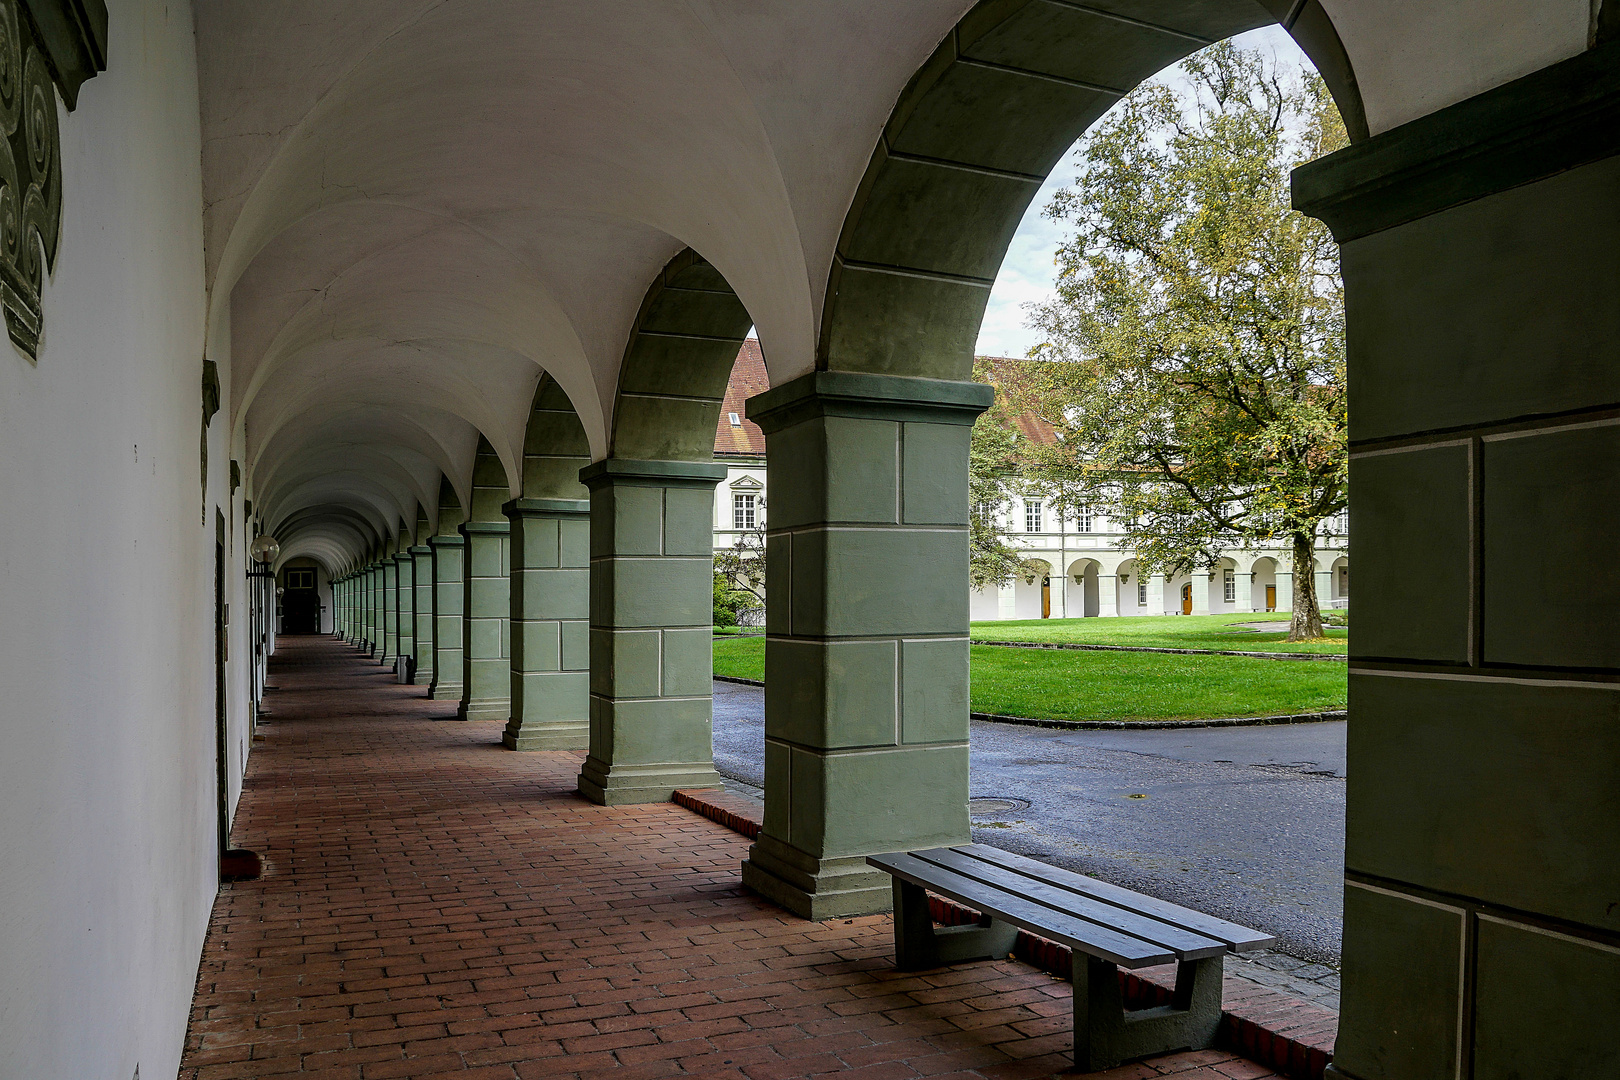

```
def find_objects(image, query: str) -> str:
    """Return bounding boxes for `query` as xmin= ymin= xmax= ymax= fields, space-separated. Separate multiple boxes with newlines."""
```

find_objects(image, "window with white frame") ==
xmin=1076 ymin=504 xmax=1092 ymax=533
xmin=973 ymin=501 xmax=996 ymax=526
xmin=1024 ymin=499 xmax=1043 ymax=533
xmin=1138 ymin=581 xmax=1147 ymax=606
xmin=732 ymin=493 xmax=756 ymax=530
xmin=1223 ymin=568 xmax=1235 ymax=602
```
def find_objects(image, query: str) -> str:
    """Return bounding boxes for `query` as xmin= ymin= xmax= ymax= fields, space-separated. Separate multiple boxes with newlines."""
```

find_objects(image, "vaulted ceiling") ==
xmin=193 ymin=0 xmax=1593 ymax=572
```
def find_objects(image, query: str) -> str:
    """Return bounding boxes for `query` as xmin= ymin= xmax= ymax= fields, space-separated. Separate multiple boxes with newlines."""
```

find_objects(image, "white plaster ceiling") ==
xmin=197 ymin=0 xmax=1588 ymax=570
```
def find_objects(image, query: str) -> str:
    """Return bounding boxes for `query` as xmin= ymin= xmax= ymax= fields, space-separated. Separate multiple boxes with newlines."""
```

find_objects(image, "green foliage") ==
xmin=969 ymin=357 xmax=1042 ymax=589
xmin=712 ymin=571 xmax=751 ymax=628
xmin=1021 ymin=42 xmax=1348 ymax=641
xmin=714 ymin=497 xmax=767 ymax=610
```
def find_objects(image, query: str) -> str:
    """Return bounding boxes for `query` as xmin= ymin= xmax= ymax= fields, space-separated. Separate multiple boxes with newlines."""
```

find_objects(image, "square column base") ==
xmin=429 ymin=682 xmax=463 ymax=701
xmin=458 ymin=697 xmax=509 ymax=722
xmin=502 ymin=717 xmax=588 ymax=751
xmin=576 ymin=757 xmax=721 ymax=806
xmin=740 ymin=833 xmax=894 ymax=921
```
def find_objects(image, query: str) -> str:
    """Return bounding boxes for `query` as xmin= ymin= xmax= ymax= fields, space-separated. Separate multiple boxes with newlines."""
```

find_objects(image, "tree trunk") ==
xmin=1287 ymin=532 xmax=1324 ymax=642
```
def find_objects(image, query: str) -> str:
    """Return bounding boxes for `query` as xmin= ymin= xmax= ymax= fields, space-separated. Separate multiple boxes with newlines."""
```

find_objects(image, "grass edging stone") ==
xmin=973 ymin=639 xmax=1347 ymax=662
xmin=971 ymin=709 xmax=1347 ymax=730
xmin=720 ymin=674 xmax=1345 ymax=730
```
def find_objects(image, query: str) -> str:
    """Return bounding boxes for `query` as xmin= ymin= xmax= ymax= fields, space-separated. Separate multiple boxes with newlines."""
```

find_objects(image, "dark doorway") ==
xmin=281 ymin=566 xmax=321 ymax=633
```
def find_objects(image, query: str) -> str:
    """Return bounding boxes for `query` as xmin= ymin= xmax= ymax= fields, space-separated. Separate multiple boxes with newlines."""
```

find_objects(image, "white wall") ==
xmin=0 ymin=3 xmax=217 ymax=1078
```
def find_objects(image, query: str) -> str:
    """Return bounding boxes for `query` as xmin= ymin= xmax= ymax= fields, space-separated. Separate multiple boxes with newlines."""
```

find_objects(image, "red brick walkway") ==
xmin=180 ymin=636 xmax=1280 ymax=1080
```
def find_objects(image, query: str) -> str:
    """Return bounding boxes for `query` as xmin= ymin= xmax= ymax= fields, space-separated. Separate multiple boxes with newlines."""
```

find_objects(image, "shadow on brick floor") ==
xmin=181 ymin=636 xmax=1284 ymax=1080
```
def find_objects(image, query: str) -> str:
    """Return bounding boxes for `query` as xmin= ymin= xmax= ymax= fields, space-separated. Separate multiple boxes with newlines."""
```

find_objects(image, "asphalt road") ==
xmin=712 ymin=679 xmax=1346 ymax=965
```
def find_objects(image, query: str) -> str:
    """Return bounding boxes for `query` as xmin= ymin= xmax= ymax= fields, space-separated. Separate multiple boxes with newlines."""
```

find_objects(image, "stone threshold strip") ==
xmin=672 ymin=786 xmax=1339 ymax=1080
xmin=713 ymin=675 xmax=1346 ymax=730
xmin=973 ymin=639 xmax=1349 ymax=662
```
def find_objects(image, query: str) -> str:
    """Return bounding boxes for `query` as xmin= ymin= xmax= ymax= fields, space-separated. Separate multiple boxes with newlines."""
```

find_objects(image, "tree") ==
xmin=714 ymin=500 xmax=766 ymax=623
xmin=1019 ymin=41 xmax=1347 ymax=641
xmin=969 ymin=357 xmax=1042 ymax=590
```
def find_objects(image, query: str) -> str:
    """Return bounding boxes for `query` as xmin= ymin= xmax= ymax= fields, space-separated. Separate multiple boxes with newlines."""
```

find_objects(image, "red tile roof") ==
xmin=979 ymin=355 xmax=1059 ymax=446
xmin=714 ymin=338 xmax=768 ymax=457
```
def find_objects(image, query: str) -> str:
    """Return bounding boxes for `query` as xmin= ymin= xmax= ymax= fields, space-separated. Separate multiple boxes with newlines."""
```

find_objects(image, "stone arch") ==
xmin=609 ymin=249 xmax=754 ymax=462
xmin=521 ymin=375 xmax=592 ymax=501
xmin=818 ymin=0 xmax=1367 ymax=382
xmin=1329 ymin=554 xmax=1349 ymax=607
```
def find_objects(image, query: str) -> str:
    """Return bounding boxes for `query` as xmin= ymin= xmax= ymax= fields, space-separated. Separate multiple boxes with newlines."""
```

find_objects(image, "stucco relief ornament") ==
xmin=0 ymin=0 xmax=61 ymax=361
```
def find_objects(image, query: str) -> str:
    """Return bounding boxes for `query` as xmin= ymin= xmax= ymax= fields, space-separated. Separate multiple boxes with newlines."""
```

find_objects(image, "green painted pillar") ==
xmin=427 ymin=536 xmax=464 ymax=701
xmin=502 ymin=499 xmax=590 ymax=749
xmin=380 ymin=553 xmax=399 ymax=665
xmin=576 ymin=459 xmax=725 ymax=804
xmin=739 ymin=371 xmax=992 ymax=920
xmin=363 ymin=564 xmax=378 ymax=654
xmin=457 ymin=519 xmax=510 ymax=720
xmin=395 ymin=551 xmax=414 ymax=675
xmin=411 ymin=545 xmax=434 ymax=684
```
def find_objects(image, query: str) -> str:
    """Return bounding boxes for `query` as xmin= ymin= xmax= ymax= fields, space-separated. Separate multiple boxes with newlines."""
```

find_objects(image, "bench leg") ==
xmin=1072 ymin=953 xmax=1224 ymax=1072
xmin=891 ymin=880 xmax=1019 ymax=972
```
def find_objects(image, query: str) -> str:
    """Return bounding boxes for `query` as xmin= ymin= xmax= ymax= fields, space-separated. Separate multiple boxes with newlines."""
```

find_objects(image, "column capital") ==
xmin=459 ymin=519 xmax=510 ymax=538
xmin=409 ymin=544 xmax=432 ymax=556
xmin=502 ymin=497 xmax=590 ymax=518
xmin=578 ymin=458 xmax=727 ymax=489
xmin=427 ymin=533 xmax=465 ymax=549
xmin=392 ymin=551 xmax=411 ymax=563
xmin=745 ymin=370 xmax=993 ymax=434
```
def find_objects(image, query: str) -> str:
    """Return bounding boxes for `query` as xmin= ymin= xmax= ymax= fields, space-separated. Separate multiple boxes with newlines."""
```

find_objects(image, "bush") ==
xmin=713 ymin=572 xmax=749 ymax=627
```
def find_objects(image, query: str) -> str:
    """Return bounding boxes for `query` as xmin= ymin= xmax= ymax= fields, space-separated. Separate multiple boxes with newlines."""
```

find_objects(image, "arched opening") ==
xmin=1116 ymin=558 xmax=1145 ymax=615
xmin=1329 ymin=555 xmax=1349 ymax=608
xmin=1014 ymin=558 xmax=1053 ymax=620
xmin=1250 ymin=556 xmax=1280 ymax=613
xmin=1066 ymin=557 xmax=1101 ymax=618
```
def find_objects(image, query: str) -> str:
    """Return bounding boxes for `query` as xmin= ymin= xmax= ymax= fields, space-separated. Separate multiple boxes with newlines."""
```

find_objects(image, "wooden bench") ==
xmin=867 ymin=844 xmax=1274 ymax=1071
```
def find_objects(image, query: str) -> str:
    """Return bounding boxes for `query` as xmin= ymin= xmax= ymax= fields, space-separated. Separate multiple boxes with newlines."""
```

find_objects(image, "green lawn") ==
xmin=970 ymin=611 xmax=1348 ymax=655
xmin=711 ymin=635 xmax=1347 ymax=723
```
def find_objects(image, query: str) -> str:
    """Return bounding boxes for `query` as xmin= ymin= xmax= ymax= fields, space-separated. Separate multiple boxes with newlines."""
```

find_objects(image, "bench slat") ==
xmin=868 ymin=851 xmax=1176 ymax=968
xmin=910 ymin=847 xmax=1228 ymax=961
xmin=952 ymin=844 xmax=1275 ymax=952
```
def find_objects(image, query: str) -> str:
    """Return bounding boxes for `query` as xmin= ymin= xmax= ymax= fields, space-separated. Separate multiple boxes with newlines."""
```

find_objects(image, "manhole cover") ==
xmin=969 ymin=797 xmax=1031 ymax=818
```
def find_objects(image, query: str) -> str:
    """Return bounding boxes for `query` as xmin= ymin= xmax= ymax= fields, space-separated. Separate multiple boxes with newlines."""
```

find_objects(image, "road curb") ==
xmin=714 ymin=675 xmax=764 ymax=686
xmin=672 ymin=787 xmax=1337 ymax=1080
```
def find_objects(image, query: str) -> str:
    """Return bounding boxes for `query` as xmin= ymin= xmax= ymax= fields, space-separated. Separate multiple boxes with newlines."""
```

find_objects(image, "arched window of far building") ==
xmin=1024 ymin=498 xmax=1043 ymax=533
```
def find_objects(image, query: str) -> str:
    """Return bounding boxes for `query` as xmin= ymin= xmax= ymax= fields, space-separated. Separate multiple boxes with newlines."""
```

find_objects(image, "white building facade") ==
xmin=711 ymin=344 xmax=1348 ymax=621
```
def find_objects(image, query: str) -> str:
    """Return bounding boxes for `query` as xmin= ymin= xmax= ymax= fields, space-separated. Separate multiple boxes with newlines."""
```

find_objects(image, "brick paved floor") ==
xmin=179 ymin=636 xmax=1281 ymax=1080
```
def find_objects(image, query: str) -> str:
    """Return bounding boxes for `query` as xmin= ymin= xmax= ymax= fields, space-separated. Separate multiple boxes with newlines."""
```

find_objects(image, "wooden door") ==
xmin=1181 ymin=583 xmax=1193 ymax=615
xmin=1265 ymin=585 xmax=1276 ymax=611
xmin=1041 ymin=576 xmax=1051 ymax=619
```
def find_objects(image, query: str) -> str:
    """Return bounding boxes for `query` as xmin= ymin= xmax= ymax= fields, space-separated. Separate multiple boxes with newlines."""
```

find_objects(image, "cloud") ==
xmin=974 ymin=25 xmax=1311 ymax=360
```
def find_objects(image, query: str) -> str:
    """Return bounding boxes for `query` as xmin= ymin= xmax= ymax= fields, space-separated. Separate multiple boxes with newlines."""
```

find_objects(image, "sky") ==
xmin=972 ymin=25 xmax=1313 ymax=360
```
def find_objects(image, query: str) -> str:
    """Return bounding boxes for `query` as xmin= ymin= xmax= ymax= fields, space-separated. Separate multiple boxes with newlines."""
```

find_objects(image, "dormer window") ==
xmin=728 ymin=412 xmax=742 ymax=426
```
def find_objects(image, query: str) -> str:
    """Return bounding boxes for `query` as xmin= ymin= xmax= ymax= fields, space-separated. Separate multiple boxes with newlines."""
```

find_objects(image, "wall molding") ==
xmin=1293 ymin=36 xmax=1620 ymax=242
